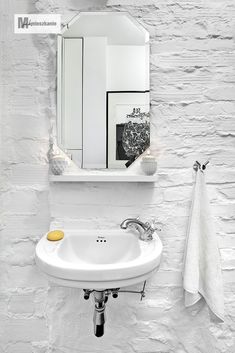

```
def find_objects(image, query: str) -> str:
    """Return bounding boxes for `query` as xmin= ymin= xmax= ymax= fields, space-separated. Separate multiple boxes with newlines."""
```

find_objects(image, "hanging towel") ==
xmin=183 ymin=168 xmax=224 ymax=321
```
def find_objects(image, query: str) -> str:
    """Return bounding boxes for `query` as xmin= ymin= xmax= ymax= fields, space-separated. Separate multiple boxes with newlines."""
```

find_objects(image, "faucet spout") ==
xmin=120 ymin=218 xmax=146 ymax=231
xmin=120 ymin=218 xmax=155 ymax=241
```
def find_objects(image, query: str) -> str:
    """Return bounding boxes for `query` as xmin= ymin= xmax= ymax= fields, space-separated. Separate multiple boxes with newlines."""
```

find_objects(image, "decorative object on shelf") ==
xmin=140 ymin=150 xmax=157 ymax=175
xmin=48 ymin=143 xmax=69 ymax=175
xmin=50 ymin=155 xmax=68 ymax=175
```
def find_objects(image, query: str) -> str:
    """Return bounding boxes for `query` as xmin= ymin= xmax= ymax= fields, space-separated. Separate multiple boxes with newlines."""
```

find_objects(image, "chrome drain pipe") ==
xmin=83 ymin=282 xmax=146 ymax=337
xmin=93 ymin=291 xmax=108 ymax=337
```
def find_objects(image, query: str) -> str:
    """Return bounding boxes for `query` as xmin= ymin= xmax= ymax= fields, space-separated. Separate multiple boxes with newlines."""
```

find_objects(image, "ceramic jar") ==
xmin=141 ymin=152 xmax=157 ymax=175
xmin=50 ymin=155 xmax=68 ymax=175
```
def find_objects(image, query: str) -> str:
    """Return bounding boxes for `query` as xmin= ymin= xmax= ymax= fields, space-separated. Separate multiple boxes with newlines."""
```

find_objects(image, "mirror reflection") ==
xmin=57 ymin=12 xmax=150 ymax=169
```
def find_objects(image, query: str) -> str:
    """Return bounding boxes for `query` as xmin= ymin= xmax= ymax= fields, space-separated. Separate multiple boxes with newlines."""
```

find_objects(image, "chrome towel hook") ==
xmin=193 ymin=160 xmax=209 ymax=172
xmin=202 ymin=160 xmax=209 ymax=170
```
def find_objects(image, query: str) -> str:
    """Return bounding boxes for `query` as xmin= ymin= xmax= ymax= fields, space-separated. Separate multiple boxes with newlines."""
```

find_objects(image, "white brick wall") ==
xmin=1 ymin=0 xmax=235 ymax=352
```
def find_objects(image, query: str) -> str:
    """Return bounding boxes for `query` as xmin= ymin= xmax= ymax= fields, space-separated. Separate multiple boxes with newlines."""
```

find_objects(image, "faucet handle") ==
xmin=154 ymin=225 xmax=162 ymax=232
xmin=148 ymin=219 xmax=162 ymax=232
xmin=144 ymin=221 xmax=153 ymax=230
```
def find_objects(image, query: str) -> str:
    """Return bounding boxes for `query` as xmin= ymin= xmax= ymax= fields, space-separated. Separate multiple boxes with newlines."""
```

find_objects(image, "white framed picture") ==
xmin=107 ymin=91 xmax=150 ymax=168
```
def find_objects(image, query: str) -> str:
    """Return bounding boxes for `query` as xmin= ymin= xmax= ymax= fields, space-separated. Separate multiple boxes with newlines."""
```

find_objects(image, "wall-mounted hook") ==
xmin=193 ymin=161 xmax=201 ymax=171
xmin=193 ymin=160 xmax=209 ymax=172
xmin=202 ymin=160 xmax=209 ymax=170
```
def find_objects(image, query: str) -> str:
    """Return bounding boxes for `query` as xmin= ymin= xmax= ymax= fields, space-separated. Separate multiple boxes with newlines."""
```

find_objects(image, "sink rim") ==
xmin=35 ymin=228 xmax=162 ymax=288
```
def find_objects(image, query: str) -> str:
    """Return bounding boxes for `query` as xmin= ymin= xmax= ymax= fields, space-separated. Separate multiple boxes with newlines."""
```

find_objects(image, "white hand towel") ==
xmin=183 ymin=169 xmax=224 ymax=321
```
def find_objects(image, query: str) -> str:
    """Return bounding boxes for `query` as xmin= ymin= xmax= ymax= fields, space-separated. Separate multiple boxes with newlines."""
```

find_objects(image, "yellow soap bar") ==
xmin=47 ymin=230 xmax=64 ymax=241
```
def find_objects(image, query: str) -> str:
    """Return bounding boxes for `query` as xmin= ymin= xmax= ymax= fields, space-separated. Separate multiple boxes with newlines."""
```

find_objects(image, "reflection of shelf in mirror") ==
xmin=49 ymin=173 xmax=157 ymax=183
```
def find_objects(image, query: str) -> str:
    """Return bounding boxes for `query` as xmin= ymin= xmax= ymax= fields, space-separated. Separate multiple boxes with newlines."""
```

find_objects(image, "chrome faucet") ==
xmin=120 ymin=218 xmax=156 ymax=241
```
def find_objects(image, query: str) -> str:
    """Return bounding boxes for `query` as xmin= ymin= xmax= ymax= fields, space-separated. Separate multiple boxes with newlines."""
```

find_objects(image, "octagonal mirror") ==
xmin=57 ymin=12 xmax=150 ymax=169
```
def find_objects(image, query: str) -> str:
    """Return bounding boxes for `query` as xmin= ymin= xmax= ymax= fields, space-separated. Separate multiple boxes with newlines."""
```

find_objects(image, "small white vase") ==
xmin=141 ymin=153 xmax=157 ymax=175
xmin=50 ymin=156 xmax=68 ymax=175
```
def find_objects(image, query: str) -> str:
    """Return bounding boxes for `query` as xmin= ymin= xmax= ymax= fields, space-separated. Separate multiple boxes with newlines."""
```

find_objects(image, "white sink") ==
xmin=35 ymin=229 xmax=162 ymax=289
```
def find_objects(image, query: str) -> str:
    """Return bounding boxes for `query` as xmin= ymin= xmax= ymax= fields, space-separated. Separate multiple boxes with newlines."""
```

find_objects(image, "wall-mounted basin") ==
xmin=35 ymin=229 xmax=162 ymax=289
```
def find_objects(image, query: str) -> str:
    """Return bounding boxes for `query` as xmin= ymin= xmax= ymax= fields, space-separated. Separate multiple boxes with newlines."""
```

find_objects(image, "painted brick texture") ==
xmin=0 ymin=0 xmax=235 ymax=352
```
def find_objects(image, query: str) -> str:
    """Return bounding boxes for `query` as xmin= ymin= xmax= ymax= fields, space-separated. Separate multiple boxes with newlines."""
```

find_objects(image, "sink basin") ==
xmin=35 ymin=229 xmax=162 ymax=289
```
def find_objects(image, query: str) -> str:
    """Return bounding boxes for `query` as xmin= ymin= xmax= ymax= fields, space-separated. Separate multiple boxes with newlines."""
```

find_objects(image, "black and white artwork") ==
xmin=107 ymin=92 xmax=150 ymax=168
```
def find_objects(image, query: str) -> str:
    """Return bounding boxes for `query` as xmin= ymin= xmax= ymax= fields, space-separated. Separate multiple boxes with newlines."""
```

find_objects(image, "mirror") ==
xmin=57 ymin=12 xmax=150 ymax=169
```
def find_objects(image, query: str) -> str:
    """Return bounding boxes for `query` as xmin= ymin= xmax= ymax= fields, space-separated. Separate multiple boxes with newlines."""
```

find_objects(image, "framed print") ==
xmin=107 ymin=91 xmax=150 ymax=168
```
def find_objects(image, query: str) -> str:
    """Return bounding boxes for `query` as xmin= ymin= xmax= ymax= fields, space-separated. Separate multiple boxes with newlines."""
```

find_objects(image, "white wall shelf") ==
xmin=50 ymin=173 xmax=157 ymax=183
